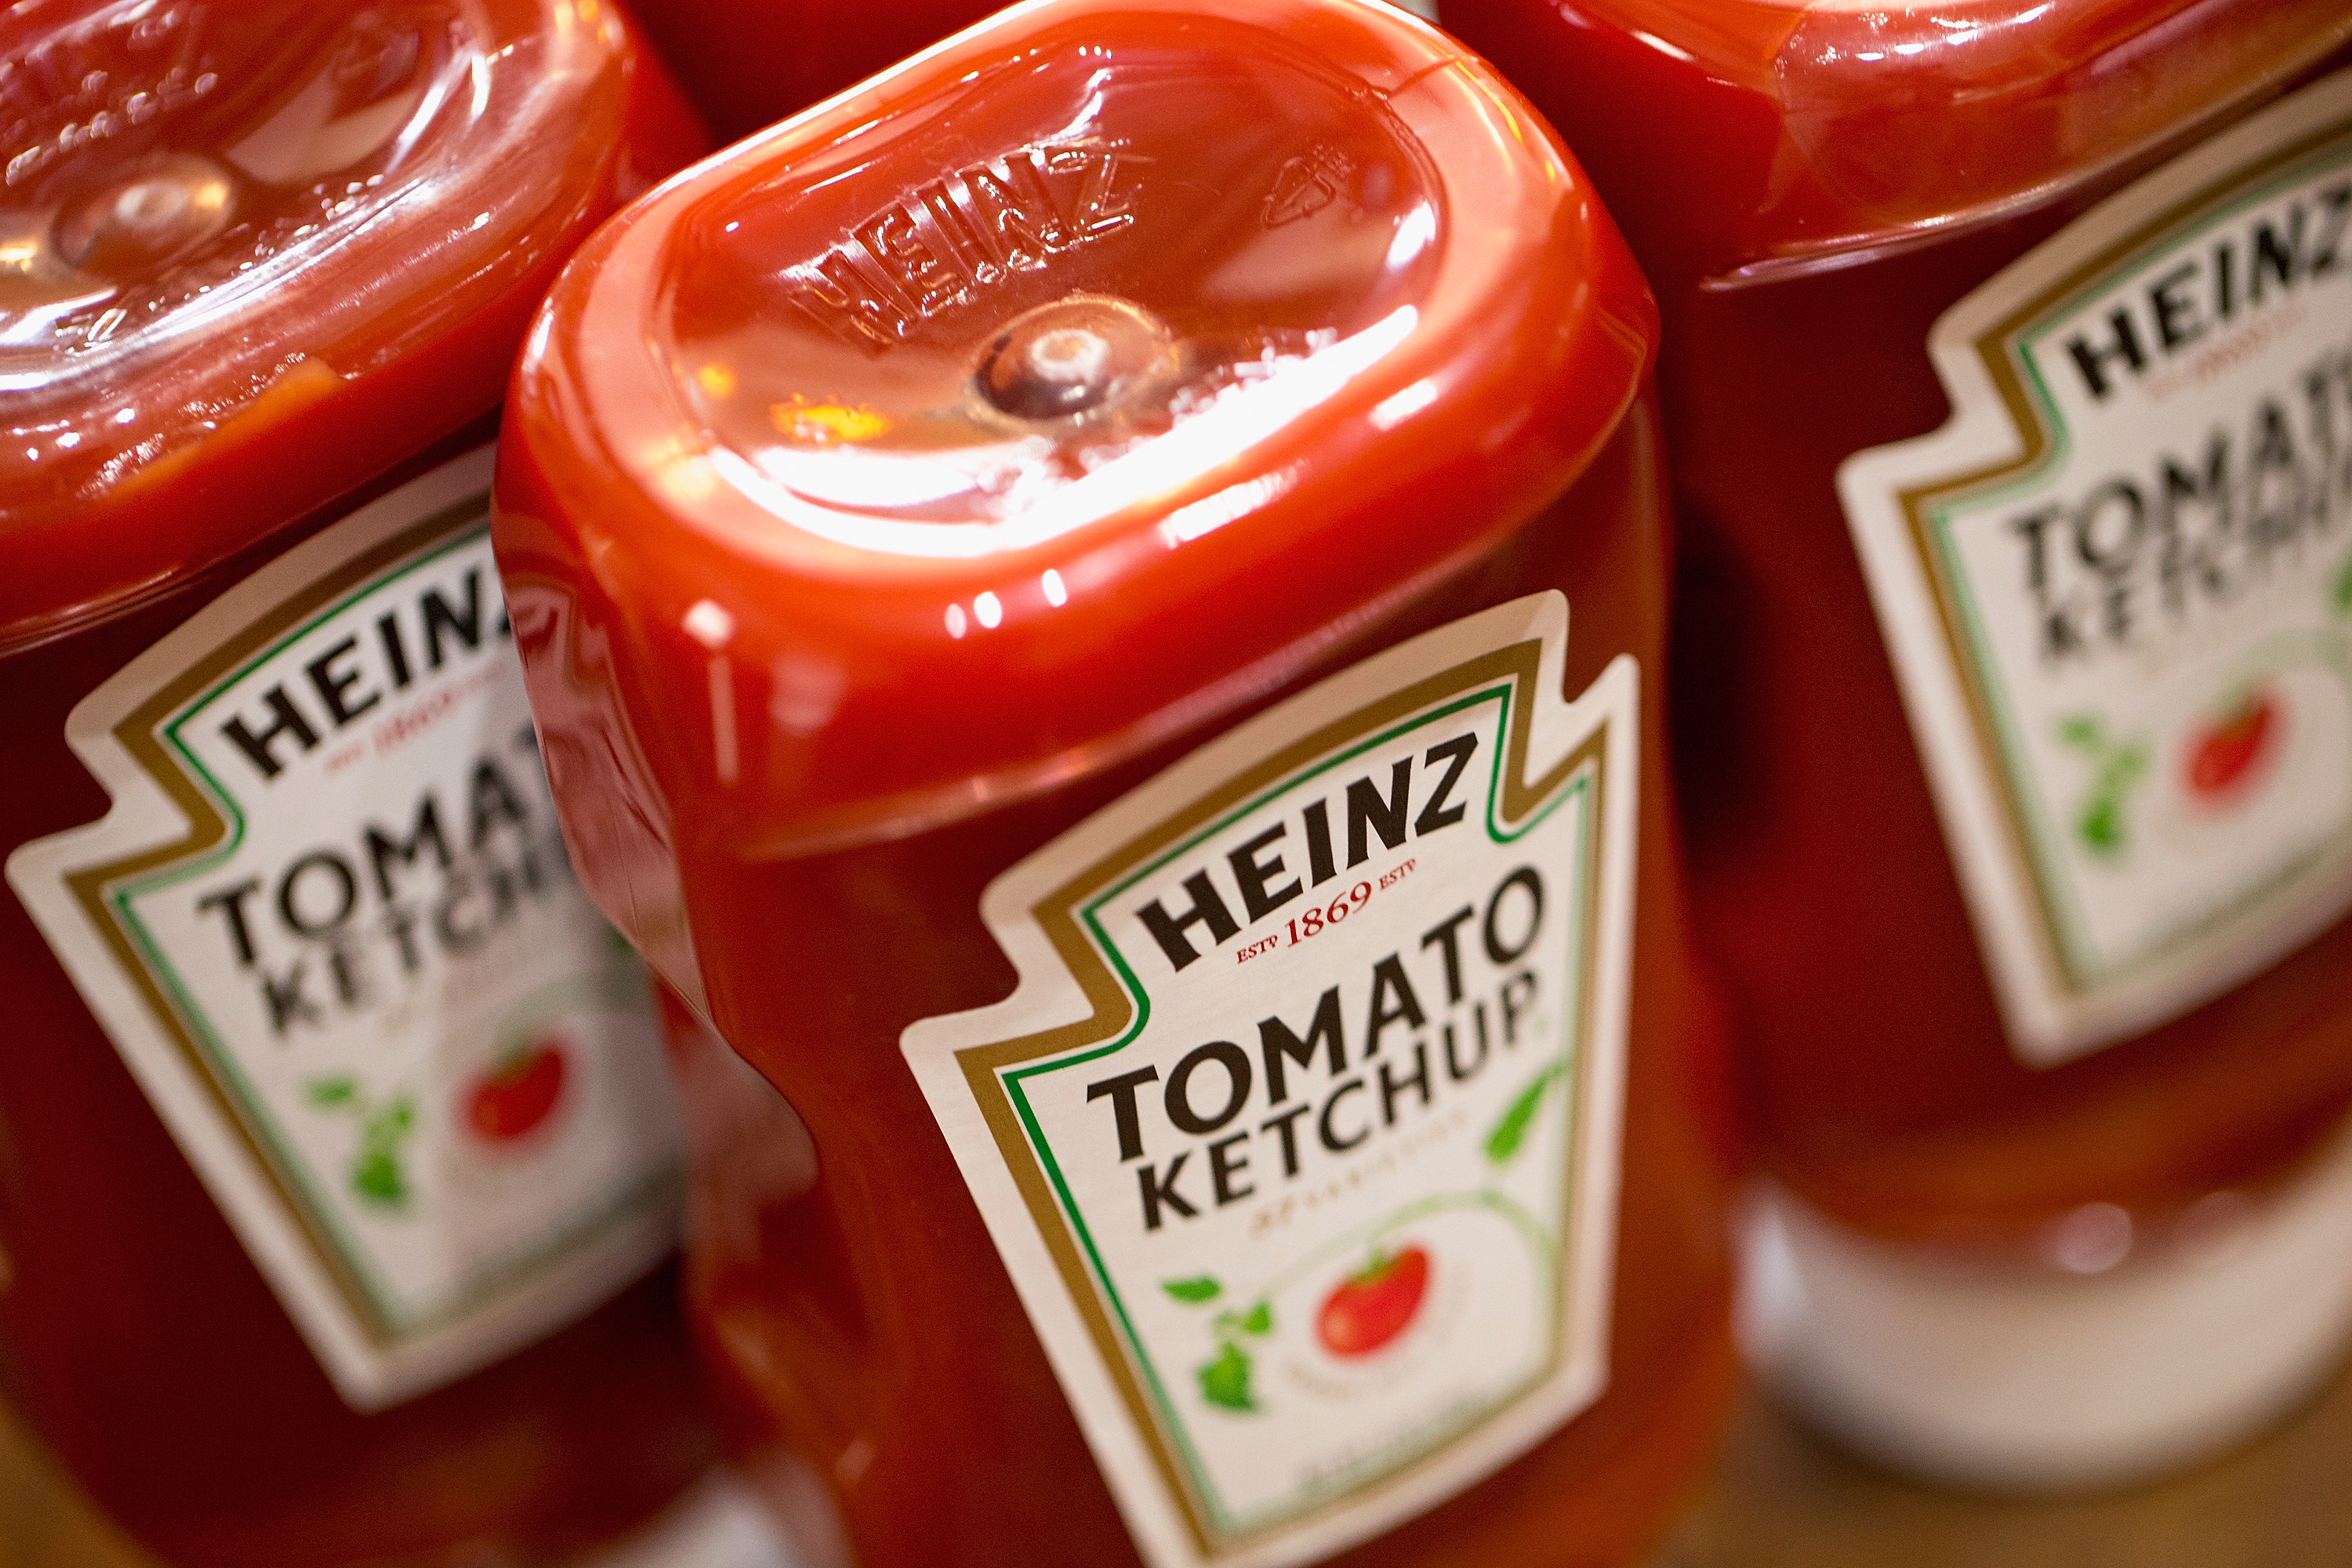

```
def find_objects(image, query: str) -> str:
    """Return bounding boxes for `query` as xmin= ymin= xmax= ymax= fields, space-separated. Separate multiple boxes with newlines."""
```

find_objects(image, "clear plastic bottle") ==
xmin=1439 ymin=0 xmax=2352 ymax=1485
xmin=496 ymin=2 xmax=1736 ymax=1562
xmin=0 ymin=2 xmax=725 ymax=1560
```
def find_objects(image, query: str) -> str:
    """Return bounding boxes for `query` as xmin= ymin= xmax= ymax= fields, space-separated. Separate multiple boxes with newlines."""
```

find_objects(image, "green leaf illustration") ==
xmin=2334 ymin=550 xmax=2352 ymax=615
xmin=306 ymin=1076 xmax=358 ymax=1107
xmin=306 ymin=1079 xmax=419 ymax=1214
xmin=2056 ymin=714 xmax=2103 ymax=752
xmin=2075 ymin=740 xmax=2148 ymax=859
xmin=356 ymin=1159 xmax=403 ymax=1204
xmin=1198 ymin=1342 xmax=1257 ymax=1412
xmin=2056 ymin=713 xmax=2148 ymax=861
xmin=365 ymin=1096 xmax=416 ymax=1142
xmin=1486 ymin=1064 xmax=1563 ymax=1166
xmin=354 ymin=1149 xmax=409 ymax=1210
xmin=2078 ymin=796 xmax=2125 ymax=855
xmin=1212 ymin=1300 xmax=1275 ymax=1339
xmin=1163 ymin=1276 xmax=1222 ymax=1305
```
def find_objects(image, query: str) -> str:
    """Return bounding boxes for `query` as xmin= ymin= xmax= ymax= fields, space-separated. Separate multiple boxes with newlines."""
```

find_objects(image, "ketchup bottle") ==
xmin=495 ymin=2 xmax=1734 ymax=1563
xmin=0 ymin=4 xmax=732 ymax=1563
xmin=1436 ymin=0 xmax=2352 ymax=1486
xmin=629 ymin=0 xmax=1002 ymax=140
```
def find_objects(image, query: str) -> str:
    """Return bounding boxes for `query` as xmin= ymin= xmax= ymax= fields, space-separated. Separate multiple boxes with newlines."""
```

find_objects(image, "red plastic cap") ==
xmin=497 ymin=0 xmax=1656 ymax=858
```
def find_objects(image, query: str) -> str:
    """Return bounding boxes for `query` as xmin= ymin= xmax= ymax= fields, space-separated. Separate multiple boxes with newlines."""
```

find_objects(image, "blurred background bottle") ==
xmin=629 ymin=0 xmax=1001 ymax=140
xmin=1436 ymin=0 xmax=2352 ymax=1486
xmin=0 ymin=2 xmax=736 ymax=1562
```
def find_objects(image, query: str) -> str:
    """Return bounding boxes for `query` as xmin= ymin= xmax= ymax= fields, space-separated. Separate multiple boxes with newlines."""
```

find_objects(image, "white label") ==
xmin=7 ymin=448 xmax=684 ymax=1410
xmin=1842 ymin=69 xmax=2352 ymax=1066
xmin=903 ymin=593 xmax=1637 ymax=1568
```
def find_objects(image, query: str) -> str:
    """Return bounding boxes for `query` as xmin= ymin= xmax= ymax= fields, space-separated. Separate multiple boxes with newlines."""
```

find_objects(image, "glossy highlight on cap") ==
xmin=1439 ymin=0 xmax=2352 ymax=278
xmin=500 ymin=0 xmax=1655 ymax=852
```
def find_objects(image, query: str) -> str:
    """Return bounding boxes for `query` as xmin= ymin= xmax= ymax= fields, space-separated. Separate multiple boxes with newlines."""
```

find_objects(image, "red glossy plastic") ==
xmin=496 ymin=1 xmax=1734 ymax=1562
xmin=0 ymin=2 xmax=713 ymax=1562
xmin=1437 ymin=0 xmax=2352 ymax=1243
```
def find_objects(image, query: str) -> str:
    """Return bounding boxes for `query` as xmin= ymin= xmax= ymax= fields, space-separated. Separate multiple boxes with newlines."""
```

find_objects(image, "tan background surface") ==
xmin=3 ymin=1359 xmax=2350 ymax=1566
xmin=1657 ymin=1367 xmax=2352 ymax=1568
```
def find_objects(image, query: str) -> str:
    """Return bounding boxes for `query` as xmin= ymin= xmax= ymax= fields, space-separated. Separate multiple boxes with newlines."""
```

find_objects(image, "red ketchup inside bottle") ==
xmin=497 ymin=0 xmax=1737 ymax=1562
xmin=630 ymin=0 xmax=1003 ymax=140
xmin=1439 ymin=0 xmax=2352 ymax=1485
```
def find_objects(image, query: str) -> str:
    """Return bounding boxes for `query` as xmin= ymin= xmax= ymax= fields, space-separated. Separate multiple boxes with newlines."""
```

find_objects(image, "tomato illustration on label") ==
xmin=1316 ymin=1244 xmax=1431 ymax=1358
xmin=1160 ymin=1055 xmax=1570 ymax=1414
xmin=2184 ymin=688 xmax=2281 ymax=804
xmin=464 ymin=1036 xmax=569 ymax=1144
